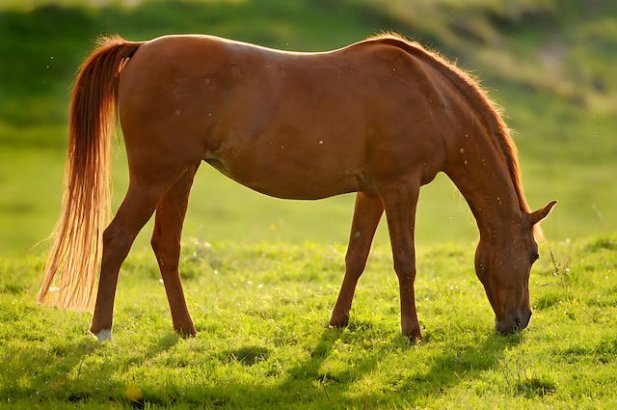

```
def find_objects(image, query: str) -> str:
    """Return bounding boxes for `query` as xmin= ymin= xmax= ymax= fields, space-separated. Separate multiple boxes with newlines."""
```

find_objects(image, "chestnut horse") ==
xmin=38 ymin=33 xmax=555 ymax=342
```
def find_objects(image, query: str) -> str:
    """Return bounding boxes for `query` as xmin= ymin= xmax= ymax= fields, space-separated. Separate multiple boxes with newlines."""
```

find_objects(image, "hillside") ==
xmin=0 ymin=0 xmax=616 ymax=255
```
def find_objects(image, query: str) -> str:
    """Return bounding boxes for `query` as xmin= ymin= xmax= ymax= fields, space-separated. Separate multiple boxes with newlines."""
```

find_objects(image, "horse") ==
xmin=38 ymin=33 xmax=556 ymax=343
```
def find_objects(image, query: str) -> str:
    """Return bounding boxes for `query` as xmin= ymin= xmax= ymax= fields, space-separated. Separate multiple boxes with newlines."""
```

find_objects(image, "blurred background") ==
xmin=0 ymin=0 xmax=615 ymax=256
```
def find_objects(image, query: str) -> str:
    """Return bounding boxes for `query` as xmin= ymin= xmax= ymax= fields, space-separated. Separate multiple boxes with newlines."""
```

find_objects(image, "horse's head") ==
xmin=474 ymin=201 xmax=557 ymax=335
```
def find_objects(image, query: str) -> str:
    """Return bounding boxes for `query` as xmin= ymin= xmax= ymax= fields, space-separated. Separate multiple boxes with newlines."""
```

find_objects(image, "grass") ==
xmin=0 ymin=235 xmax=616 ymax=408
xmin=1 ymin=1 xmax=615 ymax=408
xmin=0 ymin=0 xmax=616 ymax=255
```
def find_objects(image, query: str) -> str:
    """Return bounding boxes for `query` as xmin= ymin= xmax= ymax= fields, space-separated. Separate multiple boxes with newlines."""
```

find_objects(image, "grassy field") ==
xmin=1 ymin=235 xmax=616 ymax=408
xmin=0 ymin=0 xmax=616 ymax=255
xmin=0 ymin=1 xmax=616 ymax=408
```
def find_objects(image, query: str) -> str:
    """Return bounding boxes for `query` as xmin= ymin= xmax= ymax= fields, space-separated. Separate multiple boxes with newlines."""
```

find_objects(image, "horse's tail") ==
xmin=38 ymin=36 xmax=142 ymax=311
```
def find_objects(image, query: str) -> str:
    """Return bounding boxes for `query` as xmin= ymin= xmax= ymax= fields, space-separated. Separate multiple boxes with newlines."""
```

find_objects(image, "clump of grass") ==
xmin=548 ymin=247 xmax=571 ymax=277
xmin=515 ymin=377 xmax=557 ymax=397
xmin=534 ymin=292 xmax=561 ymax=310
xmin=585 ymin=237 xmax=617 ymax=252
xmin=222 ymin=346 xmax=271 ymax=365
xmin=503 ymin=358 xmax=557 ymax=398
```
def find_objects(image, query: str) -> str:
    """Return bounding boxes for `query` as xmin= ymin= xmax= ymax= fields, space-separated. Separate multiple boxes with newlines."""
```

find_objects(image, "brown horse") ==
xmin=38 ymin=33 xmax=555 ymax=342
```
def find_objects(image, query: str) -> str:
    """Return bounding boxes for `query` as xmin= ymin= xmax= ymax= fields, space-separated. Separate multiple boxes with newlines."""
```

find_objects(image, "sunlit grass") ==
xmin=1 ymin=235 xmax=615 ymax=408
xmin=1 ymin=1 xmax=616 ymax=408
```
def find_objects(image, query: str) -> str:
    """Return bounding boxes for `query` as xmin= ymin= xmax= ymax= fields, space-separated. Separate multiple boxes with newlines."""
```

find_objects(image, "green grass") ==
xmin=1 ymin=235 xmax=616 ymax=408
xmin=1 ymin=1 xmax=616 ymax=408
xmin=0 ymin=0 xmax=616 ymax=255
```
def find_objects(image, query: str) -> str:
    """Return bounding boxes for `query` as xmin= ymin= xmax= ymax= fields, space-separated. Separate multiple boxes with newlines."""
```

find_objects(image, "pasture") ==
xmin=0 ymin=0 xmax=616 ymax=408
xmin=1 ymin=236 xmax=616 ymax=408
xmin=1 ymin=0 xmax=616 ymax=255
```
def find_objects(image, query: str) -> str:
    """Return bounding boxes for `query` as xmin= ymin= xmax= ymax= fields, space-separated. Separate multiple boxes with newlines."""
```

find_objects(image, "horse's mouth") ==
xmin=495 ymin=317 xmax=525 ymax=335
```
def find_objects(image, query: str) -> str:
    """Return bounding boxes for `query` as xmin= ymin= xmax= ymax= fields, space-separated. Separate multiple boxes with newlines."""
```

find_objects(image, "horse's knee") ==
xmin=344 ymin=252 xmax=367 ymax=278
xmin=393 ymin=253 xmax=415 ymax=283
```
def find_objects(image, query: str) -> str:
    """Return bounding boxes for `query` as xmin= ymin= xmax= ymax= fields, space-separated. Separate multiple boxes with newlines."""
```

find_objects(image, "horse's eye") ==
xmin=530 ymin=252 xmax=539 ymax=263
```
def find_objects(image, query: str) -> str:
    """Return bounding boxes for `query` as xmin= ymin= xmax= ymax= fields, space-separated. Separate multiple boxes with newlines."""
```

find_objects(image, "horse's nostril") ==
xmin=514 ymin=317 xmax=522 ymax=327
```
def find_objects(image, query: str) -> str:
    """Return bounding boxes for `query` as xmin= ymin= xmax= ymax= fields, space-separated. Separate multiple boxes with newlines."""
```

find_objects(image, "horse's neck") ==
xmin=445 ymin=130 xmax=524 ymax=242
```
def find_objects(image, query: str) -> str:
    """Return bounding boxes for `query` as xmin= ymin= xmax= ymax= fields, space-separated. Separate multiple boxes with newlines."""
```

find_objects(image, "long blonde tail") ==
xmin=38 ymin=36 xmax=142 ymax=311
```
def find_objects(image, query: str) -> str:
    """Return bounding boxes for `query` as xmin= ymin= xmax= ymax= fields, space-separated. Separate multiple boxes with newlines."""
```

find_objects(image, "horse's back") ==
xmin=118 ymin=35 xmax=450 ymax=198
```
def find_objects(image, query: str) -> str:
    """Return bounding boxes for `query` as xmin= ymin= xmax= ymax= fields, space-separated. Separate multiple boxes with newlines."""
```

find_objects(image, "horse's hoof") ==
xmin=403 ymin=332 xmax=423 ymax=343
xmin=175 ymin=326 xmax=196 ymax=338
xmin=180 ymin=330 xmax=196 ymax=339
xmin=92 ymin=329 xmax=112 ymax=343
xmin=402 ymin=326 xmax=423 ymax=343
xmin=328 ymin=317 xmax=349 ymax=328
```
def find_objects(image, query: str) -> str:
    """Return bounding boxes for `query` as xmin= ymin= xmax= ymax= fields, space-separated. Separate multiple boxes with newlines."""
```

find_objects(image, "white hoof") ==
xmin=93 ymin=329 xmax=112 ymax=343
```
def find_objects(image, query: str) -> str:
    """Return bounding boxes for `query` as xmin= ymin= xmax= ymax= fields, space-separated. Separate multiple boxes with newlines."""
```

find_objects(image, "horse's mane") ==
xmin=366 ymin=33 xmax=532 ymax=217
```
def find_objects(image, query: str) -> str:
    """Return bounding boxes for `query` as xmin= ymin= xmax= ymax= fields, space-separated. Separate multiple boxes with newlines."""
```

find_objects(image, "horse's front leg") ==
xmin=381 ymin=179 xmax=422 ymax=341
xmin=329 ymin=192 xmax=383 ymax=327
xmin=151 ymin=163 xmax=200 ymax=337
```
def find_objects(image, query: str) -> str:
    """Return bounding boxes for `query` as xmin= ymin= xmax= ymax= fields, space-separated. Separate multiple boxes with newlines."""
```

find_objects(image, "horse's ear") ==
xmin=527 ymin=200 xmax=557 ymax=226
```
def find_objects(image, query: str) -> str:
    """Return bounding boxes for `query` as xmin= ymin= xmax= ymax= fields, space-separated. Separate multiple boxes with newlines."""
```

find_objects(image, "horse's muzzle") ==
xmin=495 ymin=309 xmax=532 ymax=335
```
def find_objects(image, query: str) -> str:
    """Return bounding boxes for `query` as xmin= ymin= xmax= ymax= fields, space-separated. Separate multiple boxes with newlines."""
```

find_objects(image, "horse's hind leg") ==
xmin=381 ymin=179 xmax=422 ymax=341
xmin=151 ymin=163 xmax=200 ymax=337
xmin=89 ymin=180 xmax=171 ymax=342
xmin=329 ymin=192 xmax=383 ymax=327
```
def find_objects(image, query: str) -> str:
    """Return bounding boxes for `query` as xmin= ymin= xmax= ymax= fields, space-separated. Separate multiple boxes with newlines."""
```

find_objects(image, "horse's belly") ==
xmin=204 ymin=152 xmax=363 ymax=200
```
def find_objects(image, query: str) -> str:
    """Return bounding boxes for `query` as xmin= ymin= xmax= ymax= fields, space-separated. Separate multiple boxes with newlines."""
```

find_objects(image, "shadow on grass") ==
xmin=282 ymin=329 xmax=519 ymax=407
xmin=0 ymin=332 xmax=181 ymax=405
xmin=397 ymin=332 xmax=523 ymax=404
xmin=0 ymin=321 xmax=519 ymax=407
xmin=146 ymin=327 xmax=519 ymax=408
xmin=0 ymin=338 xmax=100 ymax=402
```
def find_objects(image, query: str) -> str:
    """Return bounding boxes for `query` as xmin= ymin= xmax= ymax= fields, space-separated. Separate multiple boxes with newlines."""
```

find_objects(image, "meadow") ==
xmin=0 ymin=0 xmax=616 ymax=255
xmin=0 ymin=0 xmax=616 ymax=408
xmin=1 ymin=236 xmax=616 ymax=408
